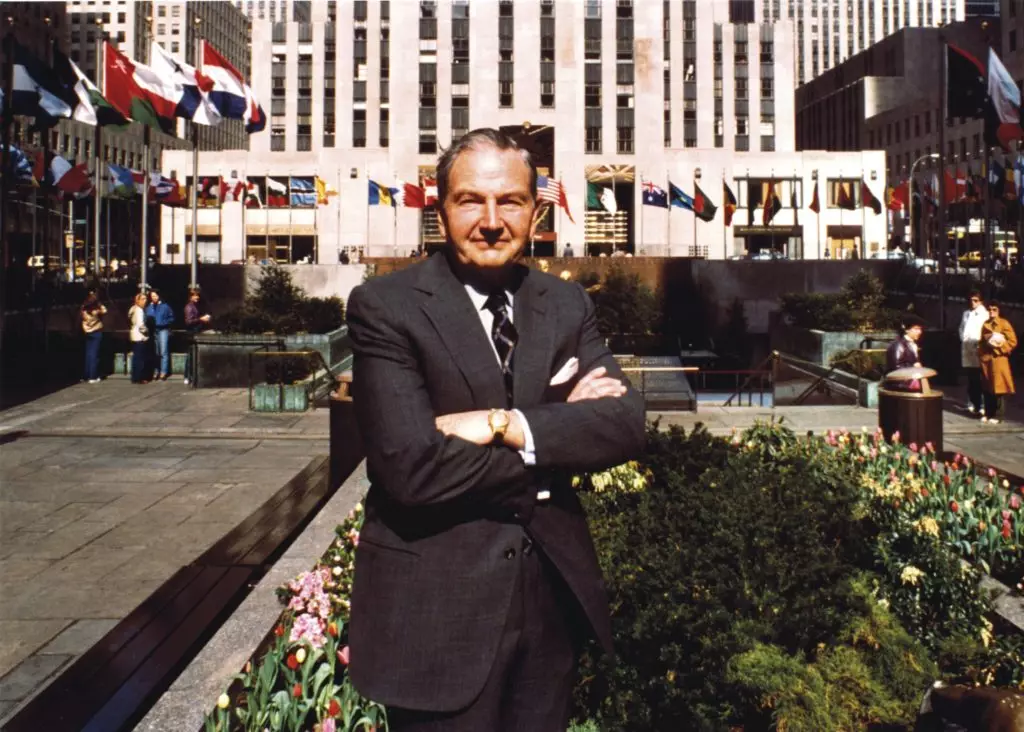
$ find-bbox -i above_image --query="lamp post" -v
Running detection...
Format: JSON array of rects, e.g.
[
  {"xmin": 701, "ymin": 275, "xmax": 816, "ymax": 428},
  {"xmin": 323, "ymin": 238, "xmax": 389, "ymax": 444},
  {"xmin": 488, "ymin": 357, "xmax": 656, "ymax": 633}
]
[{"xmin": 907, "ymin": 152, "xmax": 939, "ymax": 255}]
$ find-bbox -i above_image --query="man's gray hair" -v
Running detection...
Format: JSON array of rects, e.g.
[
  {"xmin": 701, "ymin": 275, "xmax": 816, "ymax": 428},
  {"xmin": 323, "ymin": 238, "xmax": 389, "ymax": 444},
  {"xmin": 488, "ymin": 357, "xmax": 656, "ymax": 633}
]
[{"xmin": 435, "ymin": 128, "xmax": 538, "ymax": 206}]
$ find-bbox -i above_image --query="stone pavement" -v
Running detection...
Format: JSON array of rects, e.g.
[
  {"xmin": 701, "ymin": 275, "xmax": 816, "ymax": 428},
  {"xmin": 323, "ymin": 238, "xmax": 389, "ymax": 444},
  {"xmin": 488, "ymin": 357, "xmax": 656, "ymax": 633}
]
[
  {"xmin": 0, "ymin": 379, "xmax": 328, "ymax": 723},
  {"xmin": 1, "ymin": 377, "xmax": 1022, "ymax": 729}
]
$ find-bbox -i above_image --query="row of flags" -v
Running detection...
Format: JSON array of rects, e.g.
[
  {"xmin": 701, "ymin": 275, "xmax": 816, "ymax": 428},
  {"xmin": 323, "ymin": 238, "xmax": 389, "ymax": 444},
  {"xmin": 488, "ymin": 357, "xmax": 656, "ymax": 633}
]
[
  {"xmin": 947, "ymin": 43, "xmax": 1024, "ymax": 151},
  {"xmin": 890, "ymin": 156, "xmax": 1024, "ymax": 213},
  {"xmin": 6, "ymin": 36, "xmax": 264, "ymax": 137}
]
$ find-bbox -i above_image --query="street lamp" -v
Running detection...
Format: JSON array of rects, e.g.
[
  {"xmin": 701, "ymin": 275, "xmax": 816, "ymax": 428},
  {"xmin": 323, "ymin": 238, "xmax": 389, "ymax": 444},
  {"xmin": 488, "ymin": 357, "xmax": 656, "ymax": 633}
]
[{"xmin": 907, "ymin": 152, "xmax": 939, "ymax": 255}]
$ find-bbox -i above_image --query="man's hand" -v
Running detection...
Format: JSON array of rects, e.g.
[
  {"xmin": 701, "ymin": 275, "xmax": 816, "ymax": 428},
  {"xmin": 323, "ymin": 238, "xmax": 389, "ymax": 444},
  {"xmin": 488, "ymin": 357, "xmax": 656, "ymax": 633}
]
[
  {"xmin": 435, "ymin": 410, "xmax": 528, "ymax": 450},
  {"xmin": 200, "ymin": 314, "xmax": 211, "ymax": 323},
  {"xmin": 567, "ymin": 366, "xmax": 628, "ymax": 403}
]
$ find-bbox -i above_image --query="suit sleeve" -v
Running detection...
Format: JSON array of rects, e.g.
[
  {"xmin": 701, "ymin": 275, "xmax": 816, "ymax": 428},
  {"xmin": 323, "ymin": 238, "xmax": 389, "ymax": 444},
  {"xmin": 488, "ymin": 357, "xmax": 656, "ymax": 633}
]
[
  {"xmin": 348, "ymin": 283, "xmax": 534, "ymax": 510},
  {"xmin": 518, "ymin": 283, "xmax": 646, "ymax": 472}
]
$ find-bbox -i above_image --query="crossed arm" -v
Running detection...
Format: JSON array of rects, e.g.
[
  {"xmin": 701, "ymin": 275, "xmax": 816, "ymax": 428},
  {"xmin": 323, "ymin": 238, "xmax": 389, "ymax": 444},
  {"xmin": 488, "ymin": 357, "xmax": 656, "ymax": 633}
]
[{"xmin": 347, "ymin": 283, "xmax": 646, "ymax": 511}]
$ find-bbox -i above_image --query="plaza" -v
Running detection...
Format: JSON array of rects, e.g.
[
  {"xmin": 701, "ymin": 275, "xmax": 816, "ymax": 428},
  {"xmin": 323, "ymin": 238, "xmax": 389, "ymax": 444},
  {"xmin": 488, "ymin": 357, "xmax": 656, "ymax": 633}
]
[{"xmin": 0, "ymin": 373, "xmax": 1021, "ymax": 728}]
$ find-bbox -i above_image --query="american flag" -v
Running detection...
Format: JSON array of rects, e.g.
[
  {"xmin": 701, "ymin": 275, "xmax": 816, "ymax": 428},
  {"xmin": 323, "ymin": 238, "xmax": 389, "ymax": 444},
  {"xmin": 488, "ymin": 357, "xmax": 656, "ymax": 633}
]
[{"xmin": 537, "ymin": 175, "xmax": 575, "ymax": 222}]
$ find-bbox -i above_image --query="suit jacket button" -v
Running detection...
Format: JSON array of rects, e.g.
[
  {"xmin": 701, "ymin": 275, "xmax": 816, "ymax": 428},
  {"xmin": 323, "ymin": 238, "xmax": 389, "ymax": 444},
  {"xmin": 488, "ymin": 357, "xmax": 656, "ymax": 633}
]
[
  {"xmin": 513, "ymin": 511, "xmax": 522, "ymax": 521},
  {"xmin": 504, "ymin": 548, "xmax": 516, "ymax": 560}
]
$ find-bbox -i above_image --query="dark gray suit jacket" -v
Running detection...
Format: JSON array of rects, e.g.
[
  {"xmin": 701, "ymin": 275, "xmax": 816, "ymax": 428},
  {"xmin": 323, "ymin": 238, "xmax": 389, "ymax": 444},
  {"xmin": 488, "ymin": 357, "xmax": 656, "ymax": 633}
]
[{"xmin": 346, "ymin": 252, "xmax": 646, "ymax": 712}]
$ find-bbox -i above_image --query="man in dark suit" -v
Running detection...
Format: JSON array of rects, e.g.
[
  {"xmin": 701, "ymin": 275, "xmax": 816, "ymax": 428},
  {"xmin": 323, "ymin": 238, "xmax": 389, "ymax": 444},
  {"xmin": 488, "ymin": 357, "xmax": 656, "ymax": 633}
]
[{"xmin": 346, "ymin": 128, "xmax": 646, "ymax": 731}]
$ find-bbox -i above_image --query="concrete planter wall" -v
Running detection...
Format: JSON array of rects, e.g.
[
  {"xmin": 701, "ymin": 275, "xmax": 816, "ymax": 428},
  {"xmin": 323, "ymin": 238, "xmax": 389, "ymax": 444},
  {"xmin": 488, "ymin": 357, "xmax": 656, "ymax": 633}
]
[
  {"xmin": 770, "ymin": 321, "xmax": 896, "ymax": 367},
  {"xmin": 194, "ymin": 325, "xmax": 351, "ymax": 389},
  {"xmin": 252, "ymin": 382, "xmax": 310, "ymax": 412},
  {"xmin": 114, "ymin": 352, "xmax": 188, "ymax": 375}
]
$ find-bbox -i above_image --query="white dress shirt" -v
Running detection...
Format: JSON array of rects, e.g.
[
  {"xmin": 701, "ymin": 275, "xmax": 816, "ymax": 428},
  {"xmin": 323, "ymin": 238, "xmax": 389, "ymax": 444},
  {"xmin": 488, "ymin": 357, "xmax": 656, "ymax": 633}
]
[{"xmin": 463, "ymin": 283, "xmax": 537, "ymax": 467}]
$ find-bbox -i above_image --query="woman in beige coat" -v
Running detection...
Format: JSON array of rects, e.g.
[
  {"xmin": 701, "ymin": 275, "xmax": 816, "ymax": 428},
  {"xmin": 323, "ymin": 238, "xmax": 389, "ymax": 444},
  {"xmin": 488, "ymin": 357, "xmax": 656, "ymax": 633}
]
[
  {"xmin": 978, "ymin": 301, "xmax": 1017, "ymax": 424},
  {"xmin": 128, "ymin": 293, "xmax": 150, "ymax": 384}
]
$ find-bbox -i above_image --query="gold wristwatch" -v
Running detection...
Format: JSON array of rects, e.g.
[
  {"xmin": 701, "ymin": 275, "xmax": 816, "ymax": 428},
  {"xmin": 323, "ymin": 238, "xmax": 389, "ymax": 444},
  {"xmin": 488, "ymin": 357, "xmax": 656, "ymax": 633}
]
[{"xmin": 487, "ymin": 409, "xmax": 511, "ymax": 442}]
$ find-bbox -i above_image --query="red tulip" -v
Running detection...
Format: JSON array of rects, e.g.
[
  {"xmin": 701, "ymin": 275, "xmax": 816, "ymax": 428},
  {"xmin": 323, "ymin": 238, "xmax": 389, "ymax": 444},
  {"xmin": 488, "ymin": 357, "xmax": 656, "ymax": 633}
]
[
  {"xmin": 950, "ymin": 500, "xmax": 959, "ymax": 513},
  {"xmin": 328, "ymin": 698, "xmax": 341, "ymax": 717},
  {"xmin": 292, "ymin": 682, "xmax": 303, "ymax": 699},
  {"xmin": 943, "ymin": 475, "xmax": 951, "ymax": 487},
  {"xmin": 328, "ymin": 621, "xmax": 339, "ymax": 637},
  {"xmin": 920, "ymin": 487, "xmax": 929, "ymax": 498},
  {"xmin": 274, "ymin": 625, "xmax": 285, "ymax": 637},
  {"xmin": 286, "ymin": 653, "xmax": 299, "ymax": 670},
  {"xmin": 1002, "ymin": 522, "xmax": 1012, "ymax": 540}
]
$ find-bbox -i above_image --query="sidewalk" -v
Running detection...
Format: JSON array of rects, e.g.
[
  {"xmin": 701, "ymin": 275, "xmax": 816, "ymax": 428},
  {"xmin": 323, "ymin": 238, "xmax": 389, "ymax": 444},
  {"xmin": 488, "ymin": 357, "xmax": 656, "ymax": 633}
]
[{"xmin": 0, "ymin": 379, "xmax": 328, "ymax": 723}]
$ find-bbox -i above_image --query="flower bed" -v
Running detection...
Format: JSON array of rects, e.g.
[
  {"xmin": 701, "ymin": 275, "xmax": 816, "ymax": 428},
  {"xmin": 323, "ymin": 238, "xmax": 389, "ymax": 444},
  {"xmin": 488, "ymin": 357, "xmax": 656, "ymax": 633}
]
[{"xmin": 205, "ymin": 423, "xmax": 1022, "ymax": 732}]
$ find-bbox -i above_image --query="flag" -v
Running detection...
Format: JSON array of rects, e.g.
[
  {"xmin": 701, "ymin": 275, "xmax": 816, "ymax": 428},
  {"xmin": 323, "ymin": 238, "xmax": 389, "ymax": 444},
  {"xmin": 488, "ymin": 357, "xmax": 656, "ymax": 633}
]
[
  {"xmin": 48, "ymin": 155, "xmax": 93, "ymax": 197},
  {"xmin": 290, "ymin": 177, "xmax": 316, "ymax": 207},
  {"xmin": 266, "ymin": 177, "xmax": 289, "ymax": 207},
  {"xmin": 762, "ymin": 180, "xmax": 782, "ymax": 224},
  {"xmin": 861, "ymin": 180, "xmax": 882, "ymax": 215},
  {"xmin": 220, "ymin": 177, "xmax": 246, "ymax": 202},
  {"xmin": 989, "ymin": 159, "xmax": 1006, "ymax": 199},
  {"xmin": 149, "ymin": 41, "xmax": 221, "ymax": 126},
  {"xmin": 836, "ymin": 181, "xmax": 857, "ymax": 210},
  {"xmin": 586, "ymin": 182, "xmax": 606, "ymax": 211},
  {"xmin": 103, "ymin": 41, "xmax": 180, "ymax": 134},
  {"xmin": 153, "ymin": 173, "xmax": 187, "ymax": 206},
  {"xmin": 1, "ymin": 144, "xmax": 36, "ymax": 185},
  {"xmin": 986, "ymin": 48, "xmax": 1024, "ymax": 150},
  {"xmin": 955, "ymin": 167, "xmax": 968, "ymax": 201},
  {"xmin": 396, "ymin": 181, "xmax": 425, "ymax": 208},
  {"xmin": 245, "ymin": 178, "xmax": 264, "ymax": 208},
  {"xmin": 887, "ymin": 180, "xmax": 908, "ymax": 211},
  {"xmin": 941, "ymin": 170, "xmax": 957, "ymax": 205},
  {"xmin": 809, "ymin": 181, "xmax": 820, "ymax": 214},
  {"xmin": 368, "ymin": 180, "xmax": 395, "ymax": 206},
  {"xmin": 669, "ymin": 182, "xmax": 693, "ymax": 210},
  {"xmin": 947, "ymin": 44, "xmax": 988, "ymax": 120},
  {"xmin": 51, "ymin": 48, "xmax": 128, "ymax": 128},
  {"xmin": 422, "ymin": 176, "xmax": 438, "ymax": 206},
  {"xmin": 10, "ymin": 40, "xmax": 74, "ymax": 123},
  {"xmin": 600, "ymin": 187, "xmax": 618, "ymax": 213},
  {"xmin": 693, "ymin": 183, "xmax": 717, "ymax": 222},
  {"xmin": 537, "ymin": 175, "xmax": 574, "ymax": 223},
  {"xmin": 106, "ymin": 163, "xmax": 137, "ymax": 198},
  {"xmin": 723, "ymin": 182, "xmax": 738, "ymax": 225},
  {"xmin": 316, "ymin": 176, "xmax": 339, "ymax": 205},
  {"xmin": 1004, "ymin": 163, "xmax": 1017, "ymax": 200},
  {"xmin": 202, "ymin": 40, "xmax": 266, "ymax": 133},
  {"xmin": 641, "ymin": 179, "xmax": 668, "ymax": 208}
]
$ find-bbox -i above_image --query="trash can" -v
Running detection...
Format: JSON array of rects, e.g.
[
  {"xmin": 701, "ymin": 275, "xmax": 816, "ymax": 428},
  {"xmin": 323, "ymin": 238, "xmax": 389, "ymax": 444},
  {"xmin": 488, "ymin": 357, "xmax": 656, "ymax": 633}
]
[{"xmin": 878, "ymin": 366, "xmax": 943, "ymax": 453}]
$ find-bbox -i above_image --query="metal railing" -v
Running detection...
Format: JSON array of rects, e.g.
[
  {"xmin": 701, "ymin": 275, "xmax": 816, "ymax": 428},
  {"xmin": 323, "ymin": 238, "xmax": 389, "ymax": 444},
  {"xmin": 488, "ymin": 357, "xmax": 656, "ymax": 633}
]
[
  {"xmin": 247, "ymin": 348, "xmax": 340, "ymax": 411},
  {"xmin": 621, "ymin": 365, "xmax": 700, "ymax": 411}
]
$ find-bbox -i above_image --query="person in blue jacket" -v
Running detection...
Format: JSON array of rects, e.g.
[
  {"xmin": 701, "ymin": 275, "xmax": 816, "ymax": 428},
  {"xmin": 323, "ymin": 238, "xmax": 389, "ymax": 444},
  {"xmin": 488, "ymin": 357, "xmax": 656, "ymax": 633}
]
[{"xmin": 145, "ymin": 288, "xmax": 175, "ymax": 380}]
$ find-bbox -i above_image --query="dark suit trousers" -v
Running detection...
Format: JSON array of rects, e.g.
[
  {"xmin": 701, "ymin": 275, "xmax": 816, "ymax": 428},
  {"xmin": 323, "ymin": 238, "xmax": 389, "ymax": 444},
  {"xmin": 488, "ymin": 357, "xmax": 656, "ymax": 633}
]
[{"xmin": 387, "ymin": 531, "xmax": 580, "ymax": 732}]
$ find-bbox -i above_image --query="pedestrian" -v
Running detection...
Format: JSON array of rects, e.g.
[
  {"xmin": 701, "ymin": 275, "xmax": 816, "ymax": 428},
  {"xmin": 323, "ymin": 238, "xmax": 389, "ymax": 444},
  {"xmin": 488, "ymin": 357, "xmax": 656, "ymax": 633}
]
[
  {"xmin": 958, "ymin": 290, "xmax": 988, "ymax": 416},
  {"xmin": 978, "ymin": 301, "xmax": 1017, "ymax": 424},
  {"xmin": 80, "ymin": 290, "xmax": 107, "ymax": 383},
  {"xmin": 128, "ymin": 293, "xmax": 150, "ymax": 384},
  {"xmin": 562, "ymin": 241, "xmax": 574, "ymax": 257},
  {"xmin": 183, "ymin": 287, "xmax": 212, "ymax": 385},
  {"xmin": 346, "ymin": 128, "xmax": 645, "ymax": 731},
  {"xmin": 885, "ymin": 315, "xmax": 925, "ymax": 390},
  {"xmin": 145, "ymin": 288, "xmax": 175, "ymax": 380}
]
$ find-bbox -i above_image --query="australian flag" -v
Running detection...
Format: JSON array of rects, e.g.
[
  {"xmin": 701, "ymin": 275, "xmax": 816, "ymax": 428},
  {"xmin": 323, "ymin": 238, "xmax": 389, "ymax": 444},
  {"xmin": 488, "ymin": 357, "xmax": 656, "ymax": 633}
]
[{"xmin": 642, "ymin": 179, "xmax": 668, "ymax": 208}]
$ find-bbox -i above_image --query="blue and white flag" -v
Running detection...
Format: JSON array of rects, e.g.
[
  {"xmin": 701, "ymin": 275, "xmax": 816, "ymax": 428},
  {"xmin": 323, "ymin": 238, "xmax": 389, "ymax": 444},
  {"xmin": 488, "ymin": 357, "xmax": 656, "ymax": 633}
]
[
  {"xmin": 11, "ymin": 40, "xmax": 74, "ymax": 121},
  {"xmin": 290, "ymin": 177, "xmax": 316, "ymax": 207},
  {"xmin": 201, "ymin": 40, "xmax": 265, "ymax": 133},
  {"xmin": 149, "ymin": 41, "xmax": 222, "ymax": 126},
  {"xmin": 641, "ymin": 179, "xmax": 668, "ymax": 208}
]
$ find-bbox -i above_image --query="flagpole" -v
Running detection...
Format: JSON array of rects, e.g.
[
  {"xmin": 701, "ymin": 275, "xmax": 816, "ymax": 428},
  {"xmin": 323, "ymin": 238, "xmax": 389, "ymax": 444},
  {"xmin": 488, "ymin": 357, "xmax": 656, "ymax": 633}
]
[
  {"xmin": 937, "ymin": 32, "xmax": 947, "ymax": 329},
  {"xmin": 365, "ymin": 165, "xmax": 370, "ymax": 256},
  {"xmin": 611, "ymin": 167, "xmax": 617, "ymax": 254},
  {"xmin": 337, "ymin": 166, "xmax": 342, "ymax": 261},
  {"xmin": 638, "ymin": 174, "xmax": 644, "ymax": 255},
  {"xmin": 861, "ymin": 170, "xmax": 866, "ymax": 259},
  {"xmin": 0, "ymin": 30, "xmax": 15, "ymax": 281},
  {"xmin": 558, "ymin": 170, "xmax": 563, "ymax": 254},
  {"xmin": 93, "ymin": 29, "xmax": 103, "ymax": 282},
  {"xmin": 392, "ymin": 181, "xmax": 398, "ymax": 257}
]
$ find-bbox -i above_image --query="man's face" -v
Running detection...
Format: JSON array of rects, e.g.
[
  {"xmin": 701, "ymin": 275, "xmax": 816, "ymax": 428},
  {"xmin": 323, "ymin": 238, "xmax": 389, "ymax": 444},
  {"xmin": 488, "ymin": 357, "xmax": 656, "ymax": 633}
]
[
  {"xmin": 149, "ymin": 292, "xmax": 159, "ymax": 304},
  {"xmin": 190, "ymin": 293, "xmax": 200, "ymax": 303},
  {"xmin": 907, "ymin": 325, "xmax": 923, "ymax": 341},
  {"xmin": 970, "ymin": 296, "xmax": 982, "ymax": 309},
  {"xmin": 438, "ymin": 145, "xmax": 541, "ymax": 275},
  {"xmin": 988, "ymin": 306, "xmax": 1000, "ymax": 319}
]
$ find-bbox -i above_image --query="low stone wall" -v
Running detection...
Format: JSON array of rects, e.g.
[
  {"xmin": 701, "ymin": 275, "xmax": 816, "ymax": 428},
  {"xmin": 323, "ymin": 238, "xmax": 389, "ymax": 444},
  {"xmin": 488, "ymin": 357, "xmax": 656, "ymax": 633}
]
[{"xmin": 770, "ymin": 321, "xmax": 896, "ymax": 366}]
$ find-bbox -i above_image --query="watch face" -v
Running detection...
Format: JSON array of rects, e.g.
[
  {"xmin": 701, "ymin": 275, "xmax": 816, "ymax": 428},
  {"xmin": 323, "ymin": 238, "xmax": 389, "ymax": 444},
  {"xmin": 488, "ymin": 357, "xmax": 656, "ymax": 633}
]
[{"xmin": 490, "ymin": 410, "xmax": 510, "ymax": 430}]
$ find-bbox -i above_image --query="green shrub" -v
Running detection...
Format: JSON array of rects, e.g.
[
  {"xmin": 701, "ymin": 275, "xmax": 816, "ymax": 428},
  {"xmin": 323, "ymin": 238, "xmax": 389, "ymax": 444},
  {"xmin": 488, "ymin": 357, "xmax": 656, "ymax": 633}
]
[
  {"xmin": 579, "ymin": 266, "xmax": 660, "ymax": 337},
  {"xmin": 781, "ymin": 271, "xmax": 903, "ymax": 332},
  {"xmin": 830, "ymin": 348, "xmax": 886, "ymax": 380},
  {"xmin": 220, "ymin": 266, "xmax": 345, "ymax": 335}
]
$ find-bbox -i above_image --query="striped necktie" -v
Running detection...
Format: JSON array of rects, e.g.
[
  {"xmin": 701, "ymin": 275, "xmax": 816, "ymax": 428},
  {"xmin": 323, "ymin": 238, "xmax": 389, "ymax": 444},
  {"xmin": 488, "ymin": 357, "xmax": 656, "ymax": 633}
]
[{"xmin": 484, "ymin": 291, "xmax": 517, "ymax": 406}]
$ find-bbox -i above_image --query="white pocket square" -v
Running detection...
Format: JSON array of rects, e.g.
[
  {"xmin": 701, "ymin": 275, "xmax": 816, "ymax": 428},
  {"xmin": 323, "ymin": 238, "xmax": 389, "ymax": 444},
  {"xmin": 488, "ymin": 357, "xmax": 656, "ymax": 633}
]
[{"xmin": 549, "ymin": 357, "xmax": 579, "ymax": 386}]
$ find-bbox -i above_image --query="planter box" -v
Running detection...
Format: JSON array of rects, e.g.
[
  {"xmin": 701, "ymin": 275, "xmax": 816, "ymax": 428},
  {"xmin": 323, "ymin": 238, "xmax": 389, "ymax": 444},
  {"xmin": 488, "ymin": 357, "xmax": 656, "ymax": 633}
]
[
  {"xmin": 252, "ymin": 382, "xmax": 310, "ymax": 412},
  {"xmin": 113, "ymin": 352, "xmax": 188, "ymax": 375},
  {"xmin": 194, "ymin": 325, "xmax": 352, "ymax": 389},
  {"xmin": 770, "ymin": 321, "xmax": 896, "ymax": 367},
  {"xmin": 776, "ymin": 352, "xmax": 880, "ymax": 408}
]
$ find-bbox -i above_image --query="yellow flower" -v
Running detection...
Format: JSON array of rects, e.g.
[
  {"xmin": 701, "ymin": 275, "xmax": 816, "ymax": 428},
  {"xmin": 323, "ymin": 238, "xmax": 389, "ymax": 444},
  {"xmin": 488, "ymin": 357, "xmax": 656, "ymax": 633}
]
[
  {"xmin": 900, "ymin": 566, "xmax": 925, "ymax": 586},
  {"xmin": 217, "ymin": 693, "xmax": 230, "ymax": 709},
  {"xmin": 913, "ymin": 517, "xmax": 941, "ymax": 537},
  {"xmin": 295, "ymin": 647, "xmax": 307, "ymax": 664}
]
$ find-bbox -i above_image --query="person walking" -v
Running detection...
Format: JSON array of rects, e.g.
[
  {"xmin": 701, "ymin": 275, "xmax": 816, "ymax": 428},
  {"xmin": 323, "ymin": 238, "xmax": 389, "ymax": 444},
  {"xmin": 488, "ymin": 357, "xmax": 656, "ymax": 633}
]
[
  {"xmin": 145, "ymin": 288, "xmax": 175, "ymax": 380},
  {"xmin": 346, "ymin": 128, "xmax": 645, "ymax": 731},
  {"xmin": 978, "ymin": 301, "xmax": 1017, "ymax": 424},
  {"xmin": 80, "ymin": 290, "xmax": 107, "ymax": 383},
  {"xmin": 128, "ymin": 293, "xmax": 150, "ymax": 384},
  {"xmin": 183, "ymin": 287, "xmax": 212, "ymax": 385},
  {"xmin": 959, "ymin": 290, "xmax": 988, "ymax": 415}
]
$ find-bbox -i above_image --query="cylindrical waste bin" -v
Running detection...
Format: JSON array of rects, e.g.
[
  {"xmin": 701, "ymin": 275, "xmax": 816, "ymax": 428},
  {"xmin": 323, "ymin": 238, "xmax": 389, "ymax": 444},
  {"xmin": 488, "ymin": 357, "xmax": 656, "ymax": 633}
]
[{"xmin": 877, "ymin": 367, "xmax": 943, "ymax": 453}]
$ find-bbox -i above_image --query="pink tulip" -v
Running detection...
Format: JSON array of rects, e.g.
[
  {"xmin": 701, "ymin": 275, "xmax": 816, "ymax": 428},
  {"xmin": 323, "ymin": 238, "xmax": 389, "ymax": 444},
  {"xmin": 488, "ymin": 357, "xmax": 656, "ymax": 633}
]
[
  {"xmin": 1010, "ymin": 495, "xmax": 1021, "ymax": 510},
  {"xmin": 925, "ymin": 441, "xmax": 934, "ymax": 453},
  {"xmin": 909, "ymin": 442, "xmax": 918, "ymax": 453},
  {"xmin": 1003, "ymin": 522, "xmax": 1012, "ymax": 540},
  {"xmin": 1002, "ymin": 509, "xmax": 1012, "ymax": 521},
  {"xmin": 337, "ymin": 646, "xmax": 350, "ymax": 666},
  {"xmin": 989, "ymin": 467, "xmax": 997, "ymax": 478}
]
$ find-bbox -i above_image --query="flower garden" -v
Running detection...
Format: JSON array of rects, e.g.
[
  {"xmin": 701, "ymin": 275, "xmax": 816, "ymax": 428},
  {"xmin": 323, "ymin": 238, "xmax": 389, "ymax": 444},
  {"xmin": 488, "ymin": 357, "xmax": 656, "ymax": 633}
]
[{"xmin": 204, "ymin": 422, "xmax": 1023, "ymax": 732}]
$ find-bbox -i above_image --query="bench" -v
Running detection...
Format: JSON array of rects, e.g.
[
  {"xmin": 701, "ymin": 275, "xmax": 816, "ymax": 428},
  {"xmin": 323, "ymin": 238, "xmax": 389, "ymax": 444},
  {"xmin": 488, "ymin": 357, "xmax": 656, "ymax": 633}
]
[{"xmin": 5, "ymin": 455, "xmax": 350, "ymax": 732}]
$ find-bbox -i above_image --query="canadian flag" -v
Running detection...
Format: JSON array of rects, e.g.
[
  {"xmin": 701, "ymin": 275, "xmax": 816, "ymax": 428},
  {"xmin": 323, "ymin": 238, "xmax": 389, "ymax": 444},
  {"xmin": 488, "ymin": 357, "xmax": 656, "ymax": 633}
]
[
  {"xmin": 220, "ymin": 177, "xmax": 246, "ymax": 202},
  {"xmin": 397, "ymin": 181, "xmax": 426, "ymax": 208}
]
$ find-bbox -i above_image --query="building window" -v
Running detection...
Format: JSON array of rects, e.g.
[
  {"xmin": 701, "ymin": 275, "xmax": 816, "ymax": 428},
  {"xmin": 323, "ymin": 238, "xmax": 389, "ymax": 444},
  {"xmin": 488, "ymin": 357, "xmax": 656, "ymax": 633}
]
[
  {"xmin": 617, "ymin": 108, "xmax": 634, "ymax": 153},
  {"xmin": 380, "ymin": 108, "xmax": 389, "ymax": 147},
  {"xmin": 586, "ymin": 108, "xmax": 601, "ymax": 153},
  {"xmin": 419, "ymin": 132, "xmax": 436, "ymax": 154}
]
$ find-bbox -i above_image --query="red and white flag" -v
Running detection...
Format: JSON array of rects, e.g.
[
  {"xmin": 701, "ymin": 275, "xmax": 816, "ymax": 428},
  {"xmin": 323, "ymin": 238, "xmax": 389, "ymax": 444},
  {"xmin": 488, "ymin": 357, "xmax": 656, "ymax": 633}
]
[
  {"xmin": 220, "ymin": 177, "xmax": 246, "ymax": 202},
  {"xmin": 422, "ymin": 176, "xmax": 438, "ymax": 206},
  {"xmin": 396, "ymin": 181, "xmax": 426, "ymax": 208},
  {"xmin": 537, "ymin": 175, "xmax": 574, "ymax": 223}
]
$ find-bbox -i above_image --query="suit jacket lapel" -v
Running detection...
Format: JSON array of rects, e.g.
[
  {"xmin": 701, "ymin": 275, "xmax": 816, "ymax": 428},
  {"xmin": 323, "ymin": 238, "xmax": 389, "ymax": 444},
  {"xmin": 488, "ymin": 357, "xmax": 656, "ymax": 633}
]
[
  {"xmin": 415, "ymin": 254, "xmax": 508, "ymax": 407},
  {"xmin": 512, "ymin": 268, "xmax": 553, "ymax": 409}
]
